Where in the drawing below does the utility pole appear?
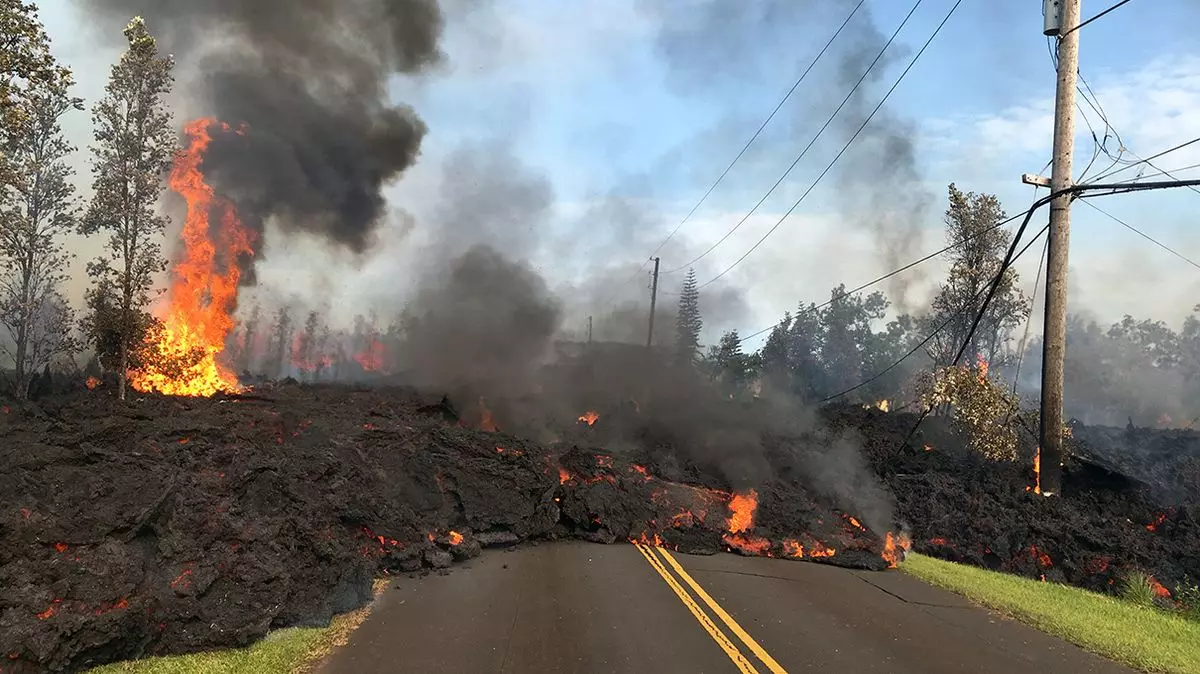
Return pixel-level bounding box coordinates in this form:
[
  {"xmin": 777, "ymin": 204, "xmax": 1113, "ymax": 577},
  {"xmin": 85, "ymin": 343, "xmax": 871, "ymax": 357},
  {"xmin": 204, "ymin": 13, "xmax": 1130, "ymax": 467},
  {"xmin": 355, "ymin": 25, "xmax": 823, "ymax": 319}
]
[
  {"xmin": 646, "ymin": 257, "xmax": 660, "ymax": 349},
  {"xmin": 587, "ymin": 315, "xmax": 593, "ymax": 344},
  {"xmin": 1037, "ymin": 0, "xmax": 1081, "ymax": 497}
]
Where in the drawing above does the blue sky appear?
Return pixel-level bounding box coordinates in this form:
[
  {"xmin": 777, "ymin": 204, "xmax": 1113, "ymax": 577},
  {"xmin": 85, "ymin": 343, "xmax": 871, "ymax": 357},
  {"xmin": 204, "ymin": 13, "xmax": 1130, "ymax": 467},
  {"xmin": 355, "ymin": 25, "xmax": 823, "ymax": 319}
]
[{"xmin": 40, "ymin": 0, "xmax": 1200, "ymax": 345}]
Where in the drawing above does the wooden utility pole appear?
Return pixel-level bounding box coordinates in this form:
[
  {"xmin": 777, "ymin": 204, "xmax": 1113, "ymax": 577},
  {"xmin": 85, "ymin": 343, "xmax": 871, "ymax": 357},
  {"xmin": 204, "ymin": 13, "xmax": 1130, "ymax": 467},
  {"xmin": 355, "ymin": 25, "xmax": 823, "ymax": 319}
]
[
  {"xmin": 1037, "ymin": 0, "xmax": 1081, "ymax": 497},
  {"xmin": 587, "ymin": 315, "xmax": 593, "ymax": 344},
  {"xmin": 646, "ymin": 257, "xmax": 660, "ymax": 348}
]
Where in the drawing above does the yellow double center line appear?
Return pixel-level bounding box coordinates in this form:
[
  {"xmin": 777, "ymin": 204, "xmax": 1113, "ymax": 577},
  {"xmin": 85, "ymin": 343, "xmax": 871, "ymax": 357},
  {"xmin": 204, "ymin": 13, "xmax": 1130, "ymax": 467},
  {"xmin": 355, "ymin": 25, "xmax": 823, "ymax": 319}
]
[{"xmin": 632, "ymin": 541, "xmax": 788, "ymax": 674}]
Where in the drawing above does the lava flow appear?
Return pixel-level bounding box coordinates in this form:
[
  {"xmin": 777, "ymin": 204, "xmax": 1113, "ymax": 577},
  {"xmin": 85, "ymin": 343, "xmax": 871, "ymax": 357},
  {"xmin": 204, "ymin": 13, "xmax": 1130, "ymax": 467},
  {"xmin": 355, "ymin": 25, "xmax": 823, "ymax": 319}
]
[
  {"xmin": 130, "ymin": 118, "xmax": 254, "ymax": 397},
  {"xmin": 723, "ymin": 489, "xmax": 771, "ymax": 555}
]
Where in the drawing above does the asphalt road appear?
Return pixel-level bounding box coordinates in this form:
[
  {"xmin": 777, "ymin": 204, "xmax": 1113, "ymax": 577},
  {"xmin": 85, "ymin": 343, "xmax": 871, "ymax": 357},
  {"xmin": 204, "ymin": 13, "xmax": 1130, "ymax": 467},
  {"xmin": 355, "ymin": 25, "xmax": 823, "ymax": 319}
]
[{"xmin": 318, "ymin": 541, "xmax": 1133, "ymax": 674}]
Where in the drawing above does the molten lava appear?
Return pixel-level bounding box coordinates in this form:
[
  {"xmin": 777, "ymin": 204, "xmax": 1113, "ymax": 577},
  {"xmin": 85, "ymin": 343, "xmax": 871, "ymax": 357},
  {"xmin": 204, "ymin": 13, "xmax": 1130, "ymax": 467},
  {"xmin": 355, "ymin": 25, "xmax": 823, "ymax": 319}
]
[
  {"xmin": 448, "ymin": 531, "xmax": 464, "ymax": 546},
  {"xmin": 725, "ymin": 489, "xmax": 758, "ymax": 533},
  {"xmin": 478, "ymin": 398, "xmax": 498, "ymax": 432},
  {"xmin": 85, "ymin": 376, "xmax": 100, "ymax": 390},
  {"xmin": 130, "ymin": 118, "xmax": 254, "ymax": 397},
  {"xmin": 578, "ymin": 410, "xmax": 599, "ymax": 426},
  {"xmin": 882, "ymin": 531, "xmax": 911, "ymax": 568}
]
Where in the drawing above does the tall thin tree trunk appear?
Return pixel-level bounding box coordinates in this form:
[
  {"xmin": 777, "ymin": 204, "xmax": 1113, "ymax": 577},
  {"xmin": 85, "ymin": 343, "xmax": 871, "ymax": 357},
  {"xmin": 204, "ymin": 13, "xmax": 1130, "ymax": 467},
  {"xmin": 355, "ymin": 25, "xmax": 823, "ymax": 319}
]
[{"xmin": 118, "ymin": 344, "xmax": 128, "ymax": 401}]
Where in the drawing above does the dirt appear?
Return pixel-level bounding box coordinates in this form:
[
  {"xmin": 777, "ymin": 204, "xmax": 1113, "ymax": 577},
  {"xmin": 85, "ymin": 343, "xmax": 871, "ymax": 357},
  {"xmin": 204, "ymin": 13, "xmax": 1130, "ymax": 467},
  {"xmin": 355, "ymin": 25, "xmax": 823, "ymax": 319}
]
[{"xmin": 0, "ymin": 384, "xmax": 892, "ymax": 673}]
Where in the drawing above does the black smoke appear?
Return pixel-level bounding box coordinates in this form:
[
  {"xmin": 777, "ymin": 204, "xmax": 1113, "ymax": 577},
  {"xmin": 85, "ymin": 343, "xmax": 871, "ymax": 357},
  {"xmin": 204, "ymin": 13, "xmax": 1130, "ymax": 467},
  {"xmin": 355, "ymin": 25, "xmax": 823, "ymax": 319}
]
[{"xmin": 76, "ymin": 0, "xmax": 444, "ymax": 262}]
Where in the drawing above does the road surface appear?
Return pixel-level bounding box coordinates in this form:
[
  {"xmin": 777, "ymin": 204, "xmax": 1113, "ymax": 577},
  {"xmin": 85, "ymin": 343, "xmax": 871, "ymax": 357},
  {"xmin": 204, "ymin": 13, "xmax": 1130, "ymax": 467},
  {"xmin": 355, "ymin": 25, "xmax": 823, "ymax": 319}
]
[{"xmin": 319, "ymin": 541, "xmax": 1132, "ymax": 674}]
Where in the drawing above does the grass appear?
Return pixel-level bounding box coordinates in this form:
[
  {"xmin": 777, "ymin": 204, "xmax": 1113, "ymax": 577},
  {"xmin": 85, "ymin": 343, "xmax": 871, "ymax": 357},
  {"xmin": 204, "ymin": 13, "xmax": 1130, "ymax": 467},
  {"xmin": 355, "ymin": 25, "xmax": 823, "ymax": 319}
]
[
  {"xmin": 902, "ymin": 553, "xmax": 1200, "ymax": 674},
  {"xmin": 86, "ymin": 580, "xmax": 387, "ymax": 674}
]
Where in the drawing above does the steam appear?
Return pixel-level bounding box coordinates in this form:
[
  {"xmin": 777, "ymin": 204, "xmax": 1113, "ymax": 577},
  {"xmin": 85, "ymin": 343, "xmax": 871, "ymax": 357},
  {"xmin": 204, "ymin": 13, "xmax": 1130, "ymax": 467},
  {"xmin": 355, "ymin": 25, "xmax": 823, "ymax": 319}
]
[{"xmin": 75, "ymin": 0, "xmax": 444, "ymax": 265}]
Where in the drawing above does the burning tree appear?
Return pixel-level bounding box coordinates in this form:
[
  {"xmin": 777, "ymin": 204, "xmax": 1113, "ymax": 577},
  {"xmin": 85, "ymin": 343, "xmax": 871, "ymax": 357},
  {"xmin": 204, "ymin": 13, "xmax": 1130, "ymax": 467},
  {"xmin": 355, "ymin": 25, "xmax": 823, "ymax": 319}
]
[
  {"xmin": 917, "ymin": 356, "xmax": 1026, "ymax": 462},
  {"xmin": 0, "ymin": 37, "xmax": 81, "ymax": 398},
  {"xmin": 79, "ymin": 17, "xmax": 177, "ymax": 400}
]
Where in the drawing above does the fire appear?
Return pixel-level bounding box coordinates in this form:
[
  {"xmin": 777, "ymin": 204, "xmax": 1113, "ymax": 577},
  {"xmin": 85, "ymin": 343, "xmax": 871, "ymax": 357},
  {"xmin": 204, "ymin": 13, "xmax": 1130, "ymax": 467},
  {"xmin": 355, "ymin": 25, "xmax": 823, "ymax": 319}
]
[
  {"xmin": 782, "ymin": 540, "xmax": 804, "ymax": 558},
  {"xmin": 976, "ymin": 354, "xmax": 989, "ymax": 381},
  {"xmin": 478, "ymin": 398, "xmax": 498, "ymax": 432},
  {"xmin": 448, "ymin": 531, "xmax": 464, "ymax": 546},
  {"xmin": 130, "ymin": 118, "xmax": 253, "ymax": 397},
  {"xmin": 629, "ymin": 464, "xmax": 651, "ymax": 481},
  {"xmin": 929, "ymin": 537, "xmax": 950, "ymax": 546},
  {"xmin": 558, "ymin": 467, "xmax": 571, "ymax": 484},
  {"xmin": 844, "ymin": 515, "xmax": 866, "ymax": 532},
  {"xmin": 876, "ymin": 400, "xmax": 890, "ymax": 412},
  {"xmin": 726, "ymin": 489, "xmax": 758, "ymax": 533},
  {"xmin": 1147, "ymin": 576, "xmax": 1171, "ymax": 599},
  {"xmin": 85, "ymin": 376, "xmax": 100, "ymax": 390},
  {"xmin": 882, "ymin": 531, "xmax": 911, "ymax": 568},
  {"xmin": 724, "ymin": 532, "xmax": 771, "ymax": 555},
  {"xmin": 1026, "ymin": 446, "xmax": 1042, "ymax": 494},
  {"xmin": 1146, "ymin": 512, "xmax": 1168, "ymax": 532},
  {"xmin": 353, "ymin": 338, "xmax": 385, "ymax": 372},
  {"xmin": 578, "ymin": 410, "xmax": 599, "ymax": 426},
  {"xmin": 1028, "ymin": 545, "xmax": 1052, "ymax": 568},
  {"xmin": 809, "ymin": 543, "xmax": 837, "ymax": 558}
]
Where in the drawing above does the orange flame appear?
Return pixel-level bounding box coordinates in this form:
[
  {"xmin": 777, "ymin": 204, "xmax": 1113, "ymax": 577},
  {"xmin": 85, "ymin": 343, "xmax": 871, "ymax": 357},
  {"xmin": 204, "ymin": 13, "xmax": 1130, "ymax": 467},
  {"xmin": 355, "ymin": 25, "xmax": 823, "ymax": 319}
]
[
  {"xmin": 1029, "ymin": 446, "xmax": 1042, "ymax": 494},
  {"xmin": 353, "ymin": 338, "xmax": 385, "ymax": 372},
  {"xmin": 976, "ymin": 353, "xmax": 989, "ymax": 381},
  {"xmin": 726, "ymin": 489, "xmax": 758, "ymax": 533},
  {"xmin": 882, "ymin": 531, "xmax": 911, "ymax": 568},
  {"xmin": 578, "ymin": 410, "xmax": 599, "ymax": 426},
  {"xmin": 1147, "ymin": 576, "xmax": 1171, "ymax": 599},
  {"xmin": 478, "ymin": 397, "xmax": 498, "ymax": 432},
  {"xmin": 723, "ymin": 532, "xmax": 771, "ymax": 555},
  {"xmin": 1146, "ymin": 512, "xmax": 1167, "ymax": 532},
  {"xmin": 558, "ymin": 467, "xmax": 571, "ymax": 484},
  {"xmin": 448, "ymin": 531, "xmax": 464, "ymax": 546},
  {"xmin": 85, "ymin": 376, "xmax": 101, "ymax": 390},
  {"xmin": 130, "ymin": 118, "xmax": 253, "ymax": 397}
]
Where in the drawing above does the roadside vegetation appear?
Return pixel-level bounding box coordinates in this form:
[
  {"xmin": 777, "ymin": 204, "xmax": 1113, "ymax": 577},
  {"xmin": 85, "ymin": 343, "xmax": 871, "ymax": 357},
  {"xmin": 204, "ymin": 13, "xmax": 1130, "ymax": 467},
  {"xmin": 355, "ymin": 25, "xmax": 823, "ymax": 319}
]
[
  {"xmin": 903, "ymin": 553, "xmax": 1200, "ymax": 674},
  {"xmin": 86, "ymin": 580, "xmax": 386, "ymax": 674}
]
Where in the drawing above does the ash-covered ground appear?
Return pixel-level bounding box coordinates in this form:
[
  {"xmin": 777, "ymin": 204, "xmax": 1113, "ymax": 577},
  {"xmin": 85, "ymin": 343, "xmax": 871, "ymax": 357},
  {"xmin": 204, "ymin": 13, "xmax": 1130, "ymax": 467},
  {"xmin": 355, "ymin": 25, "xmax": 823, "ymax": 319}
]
[{"xmin": 1, "ymin": 381, "xmax": 1197, "ymax": 673}]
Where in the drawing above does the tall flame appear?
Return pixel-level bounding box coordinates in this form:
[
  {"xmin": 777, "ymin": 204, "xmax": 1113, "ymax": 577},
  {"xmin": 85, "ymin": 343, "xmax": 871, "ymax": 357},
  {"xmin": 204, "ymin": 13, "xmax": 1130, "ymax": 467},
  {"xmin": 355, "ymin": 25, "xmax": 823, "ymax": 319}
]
[{"xmin": 130, "ymin": 118, "xmax": 254, "ymax": 397}]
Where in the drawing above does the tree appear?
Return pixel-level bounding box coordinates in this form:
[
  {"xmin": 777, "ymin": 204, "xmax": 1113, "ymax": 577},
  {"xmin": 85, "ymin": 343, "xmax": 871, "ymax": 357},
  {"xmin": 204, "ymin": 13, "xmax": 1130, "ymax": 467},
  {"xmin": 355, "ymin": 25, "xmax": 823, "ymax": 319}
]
[
  {"xmin": 675, "ymin": 267, "xmax": 702, "ymax": 365},
  {"xmin": 820, "ymin": 285, "xmax": 889, "ymax": 397},
  {"xmin": 78, "ymin": 17, "xmax": 177, "ymax": 400},
  {"xmin": 707, "ymin": 329, "xmax": 755, "ymax": 397},
  {"xmin": 237, "ymin": 303, "xmax": 261, "ymax": 373},
  {"xmin": 925, "ymin": 184, "xmax": 1030, "ymax": 368},
  {"xmin": 0, "ymin": 1, "xmax": 63, "ymax": 190},
  {"xmin": 0, "ymin": 42, "xmax": 82, "ymax": 397},
  {"xmin": 271, "ymin": 306, "xmax": 292, "ymax": 378}
]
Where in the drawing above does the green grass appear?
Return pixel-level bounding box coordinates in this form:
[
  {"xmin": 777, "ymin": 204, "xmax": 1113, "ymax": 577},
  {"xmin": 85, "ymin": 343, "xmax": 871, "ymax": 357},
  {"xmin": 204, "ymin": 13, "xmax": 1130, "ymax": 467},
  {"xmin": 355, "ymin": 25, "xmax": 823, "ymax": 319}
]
[
  {"xmin": 902, "ymin": 553, "xmax": 1200, "ymax": 674},
  {"xmin": 86, "ymin": 580, "xmax": 386, "ymax": 674},
  {"xmin": 86, "ymin": 627, "xmax": 331, "ymax": 674}
]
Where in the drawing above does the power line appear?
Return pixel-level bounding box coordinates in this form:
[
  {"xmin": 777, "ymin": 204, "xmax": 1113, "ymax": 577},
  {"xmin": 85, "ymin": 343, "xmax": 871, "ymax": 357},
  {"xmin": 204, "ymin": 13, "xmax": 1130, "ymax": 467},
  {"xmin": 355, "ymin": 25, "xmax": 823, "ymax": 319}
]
[
  {"xmin": 1011, "ymin": 234, "xmax": 1049, "ymax": 397},
  {"xmin": 639, "ymin": 1, "xmax": 867, "ymax": 270},
  {"xmin": 1092, "ymin": 136, "xmax": 1200, "ymax": 182},
  {"xmin": 661, "ymin": 0, "xmax": 927, "ymax": 276},
  {"xmin": 696, "ymin": 0, "xmax": 966, "ymax": 290},
  {"xmin": 736, "ymin": 209, "xmax": 1030, "ymax": 346},
  {"xmin": 1081, "ymin": 199, "xmax": 1200, "ymax": 272},
  {"xmin": 1062, "ymin": 0, "xmax": 1136, "ymax": 36},
  {"xmin": 821, "ymin": 223, "xmax": 1050, "ymax": 403}
]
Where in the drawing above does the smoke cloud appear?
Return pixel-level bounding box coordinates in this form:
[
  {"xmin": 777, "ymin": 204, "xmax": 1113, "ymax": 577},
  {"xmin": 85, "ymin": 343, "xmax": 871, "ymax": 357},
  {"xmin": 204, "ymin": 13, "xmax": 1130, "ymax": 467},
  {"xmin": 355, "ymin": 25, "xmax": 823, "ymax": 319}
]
[{"xmin": 75, "ymin": 0, "xmax": 444, "ymax": 263}]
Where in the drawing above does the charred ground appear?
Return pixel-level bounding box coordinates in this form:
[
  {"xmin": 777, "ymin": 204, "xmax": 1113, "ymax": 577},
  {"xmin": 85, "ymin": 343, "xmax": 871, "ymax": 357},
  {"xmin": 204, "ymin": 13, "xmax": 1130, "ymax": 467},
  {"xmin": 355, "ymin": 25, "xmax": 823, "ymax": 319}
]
[{"xmin": 0, "ymin": 382, "xmax": 1197, "ymax": 672}]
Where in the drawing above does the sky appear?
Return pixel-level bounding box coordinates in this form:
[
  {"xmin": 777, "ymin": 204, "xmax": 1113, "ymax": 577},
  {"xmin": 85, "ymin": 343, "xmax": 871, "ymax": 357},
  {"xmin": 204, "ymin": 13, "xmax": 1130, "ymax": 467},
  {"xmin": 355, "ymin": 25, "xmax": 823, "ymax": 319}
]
[{"xmin": 38, "ymin": 0, "xmax": 1200, "ymax": 349}]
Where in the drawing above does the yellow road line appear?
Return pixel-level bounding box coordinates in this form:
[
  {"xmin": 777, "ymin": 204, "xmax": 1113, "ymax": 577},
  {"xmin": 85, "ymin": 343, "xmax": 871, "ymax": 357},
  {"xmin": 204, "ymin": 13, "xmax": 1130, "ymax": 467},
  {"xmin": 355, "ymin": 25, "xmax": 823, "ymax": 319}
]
[
  {"xmin": 632, "ymin": 542, "xmax": 761, "ymax": 674},
  {"xmin": 655, "ymin": 547, "xmax": 789, "ymax": 674}
]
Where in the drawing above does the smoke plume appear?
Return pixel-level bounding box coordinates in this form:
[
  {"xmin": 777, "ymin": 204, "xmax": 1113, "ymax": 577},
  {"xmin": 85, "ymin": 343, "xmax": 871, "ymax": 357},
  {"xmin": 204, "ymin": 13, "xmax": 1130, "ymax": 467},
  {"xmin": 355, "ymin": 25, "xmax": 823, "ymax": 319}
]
[{"xmin": 76, "ymin": 0, "xmax": 444, "ymax": 265}]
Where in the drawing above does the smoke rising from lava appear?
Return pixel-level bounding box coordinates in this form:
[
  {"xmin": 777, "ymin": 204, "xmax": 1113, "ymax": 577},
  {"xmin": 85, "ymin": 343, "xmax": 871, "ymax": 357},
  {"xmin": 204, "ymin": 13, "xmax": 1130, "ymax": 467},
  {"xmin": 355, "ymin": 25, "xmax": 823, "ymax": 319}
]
[{"xmin": 76, "ymin": 0, "xmax": 443, "ymax": 268}]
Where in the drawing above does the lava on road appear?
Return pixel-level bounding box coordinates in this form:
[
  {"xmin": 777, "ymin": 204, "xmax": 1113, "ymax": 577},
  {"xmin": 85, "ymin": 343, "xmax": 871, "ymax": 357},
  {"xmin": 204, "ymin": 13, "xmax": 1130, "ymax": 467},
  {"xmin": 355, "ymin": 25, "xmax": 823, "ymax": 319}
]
[{"xmin": 1, "ymin": 384, "xmax": 1196, "ymax": 672}]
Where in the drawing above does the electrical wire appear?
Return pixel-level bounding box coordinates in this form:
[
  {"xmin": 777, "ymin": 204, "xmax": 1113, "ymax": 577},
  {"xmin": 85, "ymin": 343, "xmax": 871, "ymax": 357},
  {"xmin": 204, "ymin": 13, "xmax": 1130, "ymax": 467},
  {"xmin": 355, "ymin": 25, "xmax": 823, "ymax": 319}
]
[
  {"xmin": 821, "ymin": 223, "xmax": 1050, "ymax": 403},
  {"xmin": 695, "ymin": 0, "xmax": 965, "ymax": 290},
  {"xmin": 661, "ymin": 0, "xmax": 927, "ymax": 276},
  {"xmin": 735, "ymin": 209, "xmax": 1030, "ymax": 346},
  {"xmin": 596, "ymin": 1, "xmax": 869, "ymax": 302},
  {"xmin": 1011, "ymin": 234, "xmax": 1048, "ymax": 398},
  {"xmin": 1081, "ymin": 199, "xmax": 1200, "ymax": 271},
  {"xmin": 1092, "ymin": 136, "xmax": 1200, "ymax": 183},
  {"xmin": 1061, "ymin": 0, "xmax": 1136, "ymax": 36},
  {"xmin": 643, "ymin": 1, "xmax": 867, "ymax": 270}
]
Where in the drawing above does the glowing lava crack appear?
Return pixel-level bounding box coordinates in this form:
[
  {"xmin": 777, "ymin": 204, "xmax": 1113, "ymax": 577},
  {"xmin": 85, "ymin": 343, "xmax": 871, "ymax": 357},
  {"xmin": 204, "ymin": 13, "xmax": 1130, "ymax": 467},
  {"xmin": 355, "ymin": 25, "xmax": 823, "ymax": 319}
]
[{"xmin": 130, "ymin": 118, "xmax": 254, "ymax": 397}]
